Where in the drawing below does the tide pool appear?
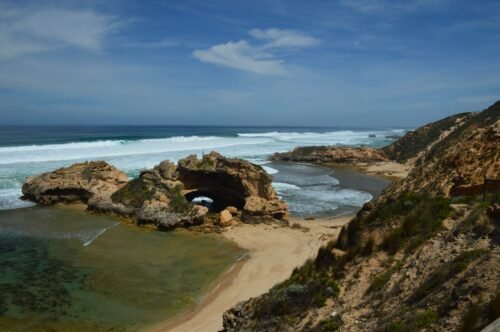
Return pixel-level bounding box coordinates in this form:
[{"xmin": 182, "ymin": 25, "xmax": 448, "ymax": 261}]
[{"xmin": 0, "ymin": 206, "xmax": 243, "ymax": 331}]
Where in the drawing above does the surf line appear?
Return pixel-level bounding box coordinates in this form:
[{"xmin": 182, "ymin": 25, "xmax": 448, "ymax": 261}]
[{"xmin": 83, "ymin": 222, "xmax": 120, "ymax": 247}]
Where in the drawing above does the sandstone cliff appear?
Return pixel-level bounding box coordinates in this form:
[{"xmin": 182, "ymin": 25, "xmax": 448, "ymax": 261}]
[
  {"xmin": 385, "ymin": 101, "xmax": 500, "ymax": 197},
  {"xmin": 381, "ymin": 112, "xmax": 475, "ymax": 163},
  {"xmin": 222, "ymin": 101, "xmax": 500, "ymax": 332}
]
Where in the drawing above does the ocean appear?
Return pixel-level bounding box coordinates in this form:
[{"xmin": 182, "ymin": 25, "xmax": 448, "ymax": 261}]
[
  {"xmin": 0, "ymin": 126, "xmax": 403, "ymax": 213},
  {"xmin": 0, "ymin": 126, "xmax": 401, "ymax": 330}
]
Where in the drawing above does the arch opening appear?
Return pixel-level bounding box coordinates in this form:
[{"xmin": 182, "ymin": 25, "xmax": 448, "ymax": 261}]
[{"xmin": 184, "ymin": 189, "xmax": 245, "ymax": 213}]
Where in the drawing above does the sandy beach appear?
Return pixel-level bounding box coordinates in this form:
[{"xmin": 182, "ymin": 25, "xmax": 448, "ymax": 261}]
[{"xmin": 152, "ymin": 215, "xmax": 352, "ymax": 332}]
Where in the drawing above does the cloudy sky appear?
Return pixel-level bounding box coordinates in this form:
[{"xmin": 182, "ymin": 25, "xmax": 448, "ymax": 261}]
[{"xmin": 0, "ymin": 0, "xmax": 499, "ymax": 126}]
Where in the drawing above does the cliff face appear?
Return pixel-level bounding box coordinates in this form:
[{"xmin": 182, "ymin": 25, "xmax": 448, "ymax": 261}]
[
  {"xmin": 385, "ymin": 101, "xmax": 500, "ymax": 197},
  {"xmin": 381, "ymin": 112, "xmax": 475, "ymax": 163},
  {"xmin": 222, "ymin": 101, "xmax": 500, "ymax": 332}
]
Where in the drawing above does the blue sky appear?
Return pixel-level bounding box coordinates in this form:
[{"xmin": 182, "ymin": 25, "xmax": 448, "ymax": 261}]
[{"xmin": 0, "ymin": 0, "xmax": 499, "ymax": 126}]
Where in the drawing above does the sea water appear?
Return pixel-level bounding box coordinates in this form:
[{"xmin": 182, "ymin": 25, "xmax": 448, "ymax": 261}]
[
  {"xmin": 0, "ymin": 206, "xmax": 243, "ymax": 331},
  {"xmin": 0, "ymin": 126, "xmax": 404, "ymax": 213}
]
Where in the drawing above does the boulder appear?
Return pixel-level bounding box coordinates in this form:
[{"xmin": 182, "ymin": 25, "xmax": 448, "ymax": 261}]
[
  {"xmin": 219, "ymin": 209, "xmax": 233, "ymax": 226},
  {"xmin": 22, "ymin": 161, "xmax": 128, "ymax": 205},
  {"xmin": 226, "ymin": 206, "xmax": 239, "ymax": 215},
  {"xmin": 242, "ymin": 196, "xmax": 288, "ymax": 223}
]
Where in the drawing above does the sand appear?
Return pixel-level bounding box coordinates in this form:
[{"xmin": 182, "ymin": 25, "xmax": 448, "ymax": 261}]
[
  {"xmin": 153, "ymin": 215, "xmax": 352, "ymax": 332},
  {"xmin": 356, "ymin": 161, "xmax": 411, "ymax": 180}
]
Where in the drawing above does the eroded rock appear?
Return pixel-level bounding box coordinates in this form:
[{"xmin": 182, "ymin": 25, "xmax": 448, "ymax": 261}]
[
  {"xmin": 272, "ymin": 146, "xmax": 387, "ymax": 164},
  {"xmin": 22, "ymin": 161, "xmax": 128, "ymax": 205},
  {"xmin": 22, "ymin": 152, "xmax": 288, "ymax": 230}
]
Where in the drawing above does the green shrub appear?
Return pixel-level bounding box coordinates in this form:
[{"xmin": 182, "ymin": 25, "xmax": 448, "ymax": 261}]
[
  {"xmin": 458, "ymin": 289, "xmax": 500, "ymax": 332},
  {"xmin": 111, "ymin": 178, "xmax": 154, "ymax": 208},
  {"xmin": 461, "ymin": 304, "xmax": 481, "ymax": 332},
  {"xmin": 368, "ymin": 269, "xmax": 394, "ymax": 294},
  {"xmin": 381, "ymin": 195, "xmax": 451, "ymax": 255},
  {"xmin": 315, "ymin": 245, "xmax": 337, "ymax": 271},
  {"xmin": 168, "ymin": 185, "xmax": 192, "ymax": 213},
  {"xmin": 362, "ymin": 235, "xmax": 376, "ymax": 255},
  {"xmin": 409, "ymin": 249, "xmax": 490, "ymax": 304},
  {"xmin": 383, "ymin": 310, "xmax": 437, "ymax": 332},
  {"xmin": 314, "ymin": 315, "xmax": 342, "ymax": 331}
]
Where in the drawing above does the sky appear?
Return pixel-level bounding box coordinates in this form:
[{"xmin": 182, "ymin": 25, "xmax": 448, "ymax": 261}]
[{"xmin": 0, "ymin": 0, "xmax": 499, "ymax": 127}]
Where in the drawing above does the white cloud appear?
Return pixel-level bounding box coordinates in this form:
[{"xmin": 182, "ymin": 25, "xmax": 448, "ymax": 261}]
[
  {"xmin": 0, "ymin": 8, "xmax": 122, "ymax": 59},
  {"xmin": 249, "ymin": 28, "xmax": 320, "ymax": 48},
  {"xmin": 121, "ymin": 38, "xmax": 181, "ymax": 49},
  {"xmin": 193, "ymin": 40, "xmax": 284, "ymax": 75},
  {"xmin": 339, "ymin": 0, "xmax": 447, "ymax": 15},
  {"xmin": 192, "ymin": 28, "xmax": 318, "ymax": 75}
]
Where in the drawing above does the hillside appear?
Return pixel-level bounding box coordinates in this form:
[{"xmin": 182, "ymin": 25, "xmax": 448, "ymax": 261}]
[
  {"xmin": 222, "ymin": 102, "xmax": 500, "ymax": 332},
  {"xmin": 381, "ymin": 112, "xmax": 475, "ymax": 163}
]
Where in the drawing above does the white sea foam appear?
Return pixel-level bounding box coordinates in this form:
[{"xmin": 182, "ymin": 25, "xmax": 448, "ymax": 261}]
[
  {"xmin": 272, "ymin": 182, "xmax": 301, "ymax": 191},
  {"xmin": 237, "ymin": 130, "xmax": 387, "ymax": 145},
  {"xmin": 0, "ymin": 135, "xmax": 269, "ymax": 164},
  {"xmin": 83, "ymin": 223, "xmax": 119, "ymax": 247},
  {"xmin": 0, "ymin": 188, "xmax": 35, "ymax": 210},
  {"xmin": 330, "ymin": 189, "xmax": 373, "ymax": 207},
  {"xmin": 262, "ymin": 165, "xmax": 278, "ymax": 174}
]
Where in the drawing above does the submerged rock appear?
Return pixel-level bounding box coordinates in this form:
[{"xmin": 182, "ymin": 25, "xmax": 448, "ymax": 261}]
[{"xmin": 22, "ymin": 152, "xmax": 288, "ymax": 230}]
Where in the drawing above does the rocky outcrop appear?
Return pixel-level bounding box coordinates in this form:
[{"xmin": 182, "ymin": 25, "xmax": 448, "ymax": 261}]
[
  {"xmin": 272, "ymin": 146, "xmax": 388, "ymax": 164},
  {"xmin": 22, "ymin": 152, "xmax": 288, "ymax": 230},
  {"xmin": 22, "ymin": 161, "xmax": 128, "ymax": 205},
  {"xmin": 175, "ymin": 152, "xmax": 288, "ymax": 223}
]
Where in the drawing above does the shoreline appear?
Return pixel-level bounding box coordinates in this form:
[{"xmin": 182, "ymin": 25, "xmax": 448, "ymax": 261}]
[{"xmin": 151, "ymin": 214, "xmax": 353, "ymax": 332}]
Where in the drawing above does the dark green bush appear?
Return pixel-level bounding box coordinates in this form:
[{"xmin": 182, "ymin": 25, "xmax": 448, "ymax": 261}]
[
  {"xmin": 111, "ymin": 178, "xmax": 154, "ymax": 208},
  {"xmin": 382, "ymin": 310, "xmax": 437, "ymax": 332},
  {"xmin": 168, "ymin": 185, "xmax": 193, "ymax": 213},
  {"xmin": 381, "ymin": 195, "xmax": 451, "ymax": 254},
  {"xmin": 368, "ymin": 269, "xmax": 394, "ymax": 294}
]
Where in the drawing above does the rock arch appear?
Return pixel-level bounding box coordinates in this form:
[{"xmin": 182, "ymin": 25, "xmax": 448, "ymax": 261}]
[{"xmin": 22, "ymin": 152, "xmax": 288, "ymax": 230}]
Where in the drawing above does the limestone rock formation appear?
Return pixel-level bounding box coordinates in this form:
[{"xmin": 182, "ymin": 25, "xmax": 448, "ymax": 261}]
[
  {"xmin": 176, "ymin": 152, "xmax": 288, "ymax": 223},
  {"xmin": 22, "ymin": 161, "xmax": 128, "ymax": 205},
  {"xmin": 23, "ymin": 152, "xmax": 288, "ymax": 229},
  {"xmin": 272, "ymin": 146, "xmax": 388, "ymax": 164}
]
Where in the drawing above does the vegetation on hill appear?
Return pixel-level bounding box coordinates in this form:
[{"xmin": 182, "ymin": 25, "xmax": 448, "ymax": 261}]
[{"xmin": 222, "ymin": 101, "xmax": 500, "ymax": 332}]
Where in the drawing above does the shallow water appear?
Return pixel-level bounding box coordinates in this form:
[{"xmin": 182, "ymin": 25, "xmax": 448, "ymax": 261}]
[
  {"xmin": 270, "ymin": 162, "xmax": 391, "ymax": 217},
  {"xmin": 0, "ymin": 206, "xmax": 243, "ymax": 331}
]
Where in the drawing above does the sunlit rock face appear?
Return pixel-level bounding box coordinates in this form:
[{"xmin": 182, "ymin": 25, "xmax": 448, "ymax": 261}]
[{"xmin": 22, "ymin": 152, "xmax": 288, "ymax": 230}]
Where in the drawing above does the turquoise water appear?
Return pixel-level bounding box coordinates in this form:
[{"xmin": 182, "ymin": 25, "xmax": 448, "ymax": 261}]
[{"xmin": 0, "ymin": 206, "xmax": 243, "ymax": 331}]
